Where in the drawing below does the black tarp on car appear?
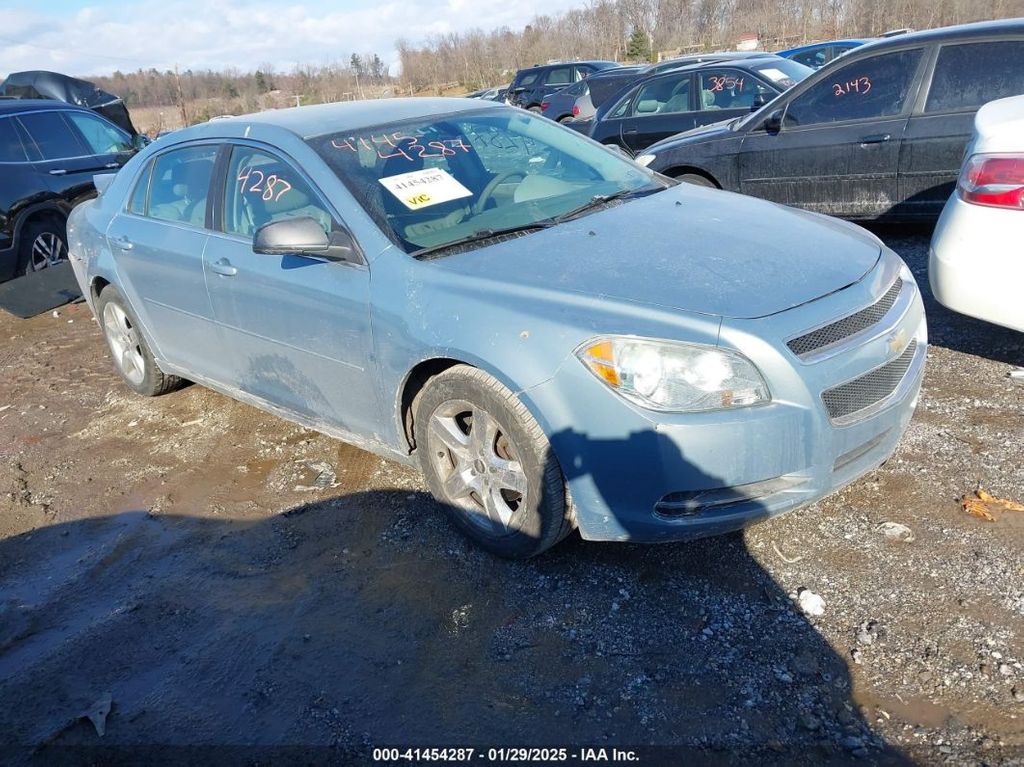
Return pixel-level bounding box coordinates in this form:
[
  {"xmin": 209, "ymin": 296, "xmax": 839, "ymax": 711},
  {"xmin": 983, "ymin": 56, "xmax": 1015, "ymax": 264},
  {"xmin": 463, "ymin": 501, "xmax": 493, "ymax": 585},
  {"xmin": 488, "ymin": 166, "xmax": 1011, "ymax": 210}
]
[{"xmin": 0, "ymin": 70, "xmax": 139, "ymax": 136}]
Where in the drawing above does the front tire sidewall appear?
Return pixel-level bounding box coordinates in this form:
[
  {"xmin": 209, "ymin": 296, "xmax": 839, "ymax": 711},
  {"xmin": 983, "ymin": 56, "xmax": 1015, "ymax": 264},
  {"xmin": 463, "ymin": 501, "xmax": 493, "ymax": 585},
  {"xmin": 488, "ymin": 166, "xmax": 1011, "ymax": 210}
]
[
  {"xmin": 414, "ymin": 368, "xmax": 568, "ymax": 559},
  {"xmin": 96, "ymin": 287, "xmax": 165, "ymax": 396}
]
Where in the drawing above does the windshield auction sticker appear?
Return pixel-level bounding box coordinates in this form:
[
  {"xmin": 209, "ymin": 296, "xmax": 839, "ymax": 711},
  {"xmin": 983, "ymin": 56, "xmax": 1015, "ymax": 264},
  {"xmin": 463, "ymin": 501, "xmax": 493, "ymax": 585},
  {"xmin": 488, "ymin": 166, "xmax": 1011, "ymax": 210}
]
[{"xmin": 379, "ymin": 168, "xmax": 473, "ymax": 210}]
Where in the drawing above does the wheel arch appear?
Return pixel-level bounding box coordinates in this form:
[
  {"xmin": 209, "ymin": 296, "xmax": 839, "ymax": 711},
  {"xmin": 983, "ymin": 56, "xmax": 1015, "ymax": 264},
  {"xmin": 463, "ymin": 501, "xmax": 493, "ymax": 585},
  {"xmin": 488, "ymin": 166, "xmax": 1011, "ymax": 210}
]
[
  {"xmin": 396, "ymin": 354, "xmax": 548, "ymax": 455},
  {"xmin": 661, "ymin": 165, "xmax": 721, "ymax": 187},
  {"xmin": 12, "ymin": 202, "xmax": 68, "ymax": 249}
]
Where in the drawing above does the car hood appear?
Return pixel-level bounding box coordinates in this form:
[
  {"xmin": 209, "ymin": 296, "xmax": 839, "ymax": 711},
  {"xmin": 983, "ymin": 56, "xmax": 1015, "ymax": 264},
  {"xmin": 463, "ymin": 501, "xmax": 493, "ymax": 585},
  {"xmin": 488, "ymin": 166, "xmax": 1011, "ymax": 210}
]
[
  {"xmin": 433, "ymin": 184, "xmax": 881, "ymax": 320},
  {"xmin": 645, "ymin": 118, "xmax": 737, "ymax": 154}
]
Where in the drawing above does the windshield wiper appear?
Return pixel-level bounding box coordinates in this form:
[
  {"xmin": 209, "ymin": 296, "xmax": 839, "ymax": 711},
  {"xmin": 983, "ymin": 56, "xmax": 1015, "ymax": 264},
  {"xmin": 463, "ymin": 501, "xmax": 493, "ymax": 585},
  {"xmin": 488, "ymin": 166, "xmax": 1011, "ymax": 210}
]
[
  {"xmin": 552, "ymin": 184, "xmax": 665, "ymax": 223},
  {"xmin": 411, "ymin": 221, "xmax": 554, "ymax": 259}
]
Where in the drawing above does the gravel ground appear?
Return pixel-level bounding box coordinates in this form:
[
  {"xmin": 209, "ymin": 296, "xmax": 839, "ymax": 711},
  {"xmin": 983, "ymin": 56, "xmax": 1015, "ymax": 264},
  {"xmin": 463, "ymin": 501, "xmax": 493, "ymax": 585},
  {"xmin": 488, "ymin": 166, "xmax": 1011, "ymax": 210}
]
[{"xmin": 0, "ymin": 227, "xmax": 1021, "ymax": 764}]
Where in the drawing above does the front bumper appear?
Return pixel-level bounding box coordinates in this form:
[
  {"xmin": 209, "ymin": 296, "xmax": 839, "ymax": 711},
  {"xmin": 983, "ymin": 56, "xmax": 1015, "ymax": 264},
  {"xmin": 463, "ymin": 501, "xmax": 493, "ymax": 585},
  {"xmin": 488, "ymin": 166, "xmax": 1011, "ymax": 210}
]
[{"xmin": 522, "ymin": 255, "xmax": 927, "ymax": 542}]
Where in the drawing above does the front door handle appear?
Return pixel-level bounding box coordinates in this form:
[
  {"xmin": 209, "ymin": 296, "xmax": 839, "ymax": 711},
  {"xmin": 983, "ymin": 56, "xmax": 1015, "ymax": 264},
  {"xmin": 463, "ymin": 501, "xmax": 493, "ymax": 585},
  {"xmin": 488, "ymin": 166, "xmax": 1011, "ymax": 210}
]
[
  {"xmin": 860, "ymin": 133, "xmax": 891, "ymax": 145},
  {"xmin": 49, "ymin": 169, "xmax": 67, "ymax": 176},
  {"xmin": 112, "ymin": 235, "xmax": 133, "ymax": 251},
  {"xmin": 104, "ymin": 162, "xmax": 120, "ymax": 169},
  {"xmin": 624, "ymin": 128, "xmax": 638, "ymax": 135},
  {"xmin": 209, "ymin": 257, "xmax": 237, "ymax": 276}
]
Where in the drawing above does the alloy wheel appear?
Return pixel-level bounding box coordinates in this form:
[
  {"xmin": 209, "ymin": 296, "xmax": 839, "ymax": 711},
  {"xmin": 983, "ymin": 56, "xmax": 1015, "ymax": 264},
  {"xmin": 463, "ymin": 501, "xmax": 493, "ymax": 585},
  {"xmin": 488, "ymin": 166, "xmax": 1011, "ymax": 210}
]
[
  {"xmin": 102, "ymin": 303, "xmax": 147, "ymax": 385},
  {"xmin": 29, "ymin": 232, "xmax": 68, "ymax": 272},
  {"xmin": 427, "ymin": 400, "xmax": 528, "ymax": 536}
]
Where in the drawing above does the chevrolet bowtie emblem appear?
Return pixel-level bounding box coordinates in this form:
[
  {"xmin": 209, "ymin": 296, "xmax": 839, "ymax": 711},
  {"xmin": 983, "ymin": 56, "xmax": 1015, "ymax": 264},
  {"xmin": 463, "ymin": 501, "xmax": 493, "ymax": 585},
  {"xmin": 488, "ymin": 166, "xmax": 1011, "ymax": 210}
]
[{"xmin": 887, "ymin": 328, "xmax": 908, "ymax": 356}]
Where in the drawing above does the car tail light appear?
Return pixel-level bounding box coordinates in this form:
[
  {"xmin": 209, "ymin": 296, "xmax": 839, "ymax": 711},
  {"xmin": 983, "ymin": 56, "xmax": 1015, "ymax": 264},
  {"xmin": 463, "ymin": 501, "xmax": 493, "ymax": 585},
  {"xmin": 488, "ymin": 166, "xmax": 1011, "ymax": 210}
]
[
  {"xmin": 541, "ymin": 101, "xmax": 549, "ymax": 111},
  {"xmin": 572, "ymin": 104, "xmax": 580, "ymax": 117},
  {"xmin": 958, "ymin": 154, "xmax": 1024, "ymax": 209}
]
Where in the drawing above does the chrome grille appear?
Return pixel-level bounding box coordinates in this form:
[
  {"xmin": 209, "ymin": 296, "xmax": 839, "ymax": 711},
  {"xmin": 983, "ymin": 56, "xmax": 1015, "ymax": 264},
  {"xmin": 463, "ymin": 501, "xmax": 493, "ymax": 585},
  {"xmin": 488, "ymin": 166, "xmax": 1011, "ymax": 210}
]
[
  {"xmin": 788, "ymin": 277, "xmax": 903, "ymax": 358},
  {"xmin": 822, "ymin": 340, "xmax": 917, "ymax": 422}
]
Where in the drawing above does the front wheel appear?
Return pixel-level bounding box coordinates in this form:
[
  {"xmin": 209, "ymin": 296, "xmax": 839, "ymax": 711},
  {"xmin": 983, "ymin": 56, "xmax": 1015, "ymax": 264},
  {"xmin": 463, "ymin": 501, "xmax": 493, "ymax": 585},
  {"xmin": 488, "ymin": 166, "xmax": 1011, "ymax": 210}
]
[
  {"xmin": 414, "ymin": 365, "xmax": 574, "ymax": 558},
  {"xmin": 528, "ymin": 106, "xmax": 543, "ymax": 113},
  {"xmin": 96, "ymin": 285, "xmax": 181, "ymax": 396}
]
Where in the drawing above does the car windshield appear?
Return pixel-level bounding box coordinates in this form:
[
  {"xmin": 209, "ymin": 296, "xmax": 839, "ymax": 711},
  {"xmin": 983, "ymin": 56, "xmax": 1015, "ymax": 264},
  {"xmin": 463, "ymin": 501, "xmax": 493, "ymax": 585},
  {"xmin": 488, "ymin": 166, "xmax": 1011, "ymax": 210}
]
[
  {"xmin": 308, "ymin": 107, "xmax": 666, "ymax": 256},
  {"xmin": 736, "ymin": 59, "xmax": 816, "ymax": 130},
  {"xmin": 750, "ymin": 58, "xmax": 814, "ymax": 89}
]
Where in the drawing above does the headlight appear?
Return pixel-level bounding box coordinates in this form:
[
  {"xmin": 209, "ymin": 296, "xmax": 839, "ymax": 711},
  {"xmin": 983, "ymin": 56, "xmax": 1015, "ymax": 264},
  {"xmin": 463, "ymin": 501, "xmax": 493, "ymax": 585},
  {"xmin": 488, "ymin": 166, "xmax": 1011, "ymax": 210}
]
[
  {"xmin": 576, "ymin": 337, "xmax": 769, "ymax": 412},
  {"xmin": 635, "ymin": 153, "xmax": 656, "ymax": 167}
]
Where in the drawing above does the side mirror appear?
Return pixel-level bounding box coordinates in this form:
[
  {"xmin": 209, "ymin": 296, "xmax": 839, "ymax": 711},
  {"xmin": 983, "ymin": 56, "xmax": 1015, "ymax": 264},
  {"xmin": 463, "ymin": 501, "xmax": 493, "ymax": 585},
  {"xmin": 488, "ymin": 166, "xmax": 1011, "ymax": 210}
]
[
  {"xmin": 750, "ymin": 94, "xmax": 767, "ymax": 112},
  {"xmin": 253, "ymin": 217, "xmax": 362, "ymax": 264},
  {"xmin": 763, "ymin": 109, "xmax": 784, "ymax": 133},
  {"xmin": 132, "ymin": 133, "xmax": 150, "ymax": 150}
]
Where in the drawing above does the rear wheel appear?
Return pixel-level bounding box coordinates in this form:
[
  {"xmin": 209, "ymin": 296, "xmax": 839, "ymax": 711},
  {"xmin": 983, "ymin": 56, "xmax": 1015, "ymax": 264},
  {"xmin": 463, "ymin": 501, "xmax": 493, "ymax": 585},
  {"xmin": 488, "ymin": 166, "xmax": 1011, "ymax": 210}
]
[
  {"xmin": 414, "ymin": 365, "xmax": 574, "ymax": 558},
  {"xmin": 528, "ymin": 105, "xmax": 543, "ymax": 113},
  {"xmin": 17, "ymin": 217, "xmax": 68, "ymax": 275},
  {"xmin": 96, "ymin": 285, "xmax": 181, "ymax": 396}
]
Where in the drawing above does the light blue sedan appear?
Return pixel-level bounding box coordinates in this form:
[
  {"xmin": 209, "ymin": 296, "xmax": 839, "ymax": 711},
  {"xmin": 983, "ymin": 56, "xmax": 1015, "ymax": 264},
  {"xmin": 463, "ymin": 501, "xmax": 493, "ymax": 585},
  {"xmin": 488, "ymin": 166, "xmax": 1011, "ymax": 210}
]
[{"xmin": 67, "ymin": 98, "xmax": 927, "ymax": 558}]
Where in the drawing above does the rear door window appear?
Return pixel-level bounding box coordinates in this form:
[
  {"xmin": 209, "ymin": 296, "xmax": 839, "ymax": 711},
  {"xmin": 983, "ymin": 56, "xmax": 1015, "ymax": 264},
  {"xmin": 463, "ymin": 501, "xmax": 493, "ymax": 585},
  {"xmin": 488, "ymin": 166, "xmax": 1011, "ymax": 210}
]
[
  {"xmin": 128, "ymin": 160, "xmax": 153, "ymax": 215},
  {"xmin": 17, "ymin": 111, "xmax": 88, "ymax": 160},
  {"xmin": 633, "ymin": 74, "xmax": 690, "ymax": 115},
  {"xmin": 544, "ymin": 67, "xmax": 574, "ymax": 87},
  {"xmin": 0, "ymin": 118, "xmax": 27, "ymax": 162},
  {"xmin": 925, "ymin": 40, "xmax": 1024, "ymax": 113},
  {"xmin": 147, "ymin": 145, "xmax": 218, "ymax": 227},
  {"xmin": 785, "ymin": 49, "xmax": 923, "ymax": 126}
]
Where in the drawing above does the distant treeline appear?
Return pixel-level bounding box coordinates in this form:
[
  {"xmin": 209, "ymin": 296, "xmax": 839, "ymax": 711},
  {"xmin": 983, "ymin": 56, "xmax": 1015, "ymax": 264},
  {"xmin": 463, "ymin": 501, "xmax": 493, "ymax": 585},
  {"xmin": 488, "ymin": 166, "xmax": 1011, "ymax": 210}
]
[
  {"xmin": 397, "ymin": 0, "xmax": 1024, "ymax": 91},
  {"xmin": 90, "ymin": 53, "xmax": 391, "ymax": 110}
]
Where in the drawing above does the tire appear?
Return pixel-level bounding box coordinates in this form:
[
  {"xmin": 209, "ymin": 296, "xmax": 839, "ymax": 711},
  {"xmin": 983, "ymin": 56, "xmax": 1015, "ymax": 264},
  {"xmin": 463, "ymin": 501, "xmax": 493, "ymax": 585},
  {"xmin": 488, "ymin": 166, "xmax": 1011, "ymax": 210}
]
[
  {"xmin": 674, "ymin": 173, "xmax": 717, "ymax": 188},
  {"xmin": 557, "ymin": 115, "xmax": 573, "ymax": 123},
  {"xmin": 413, "ymin": 365, "xmax": 575, "ymax": 558},
  {"xmin": 528, "ymin": 106, "xmax": 543, "ymax": 113},
  {"xmin": 17, "ymin": 217, "xmax": 68, "ymax": 275},
  {"xmin": 96, "ymin": 285, "xmax": 181, "ymax": 396}
]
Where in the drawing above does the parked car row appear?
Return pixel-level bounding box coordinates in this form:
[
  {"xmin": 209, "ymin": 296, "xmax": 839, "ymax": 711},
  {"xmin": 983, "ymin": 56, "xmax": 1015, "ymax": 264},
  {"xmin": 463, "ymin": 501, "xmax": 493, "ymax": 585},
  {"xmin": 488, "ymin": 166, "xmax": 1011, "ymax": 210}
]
[{"xmin": 636, "ymin": 19, "xmax": 1024, "ymax": 221}]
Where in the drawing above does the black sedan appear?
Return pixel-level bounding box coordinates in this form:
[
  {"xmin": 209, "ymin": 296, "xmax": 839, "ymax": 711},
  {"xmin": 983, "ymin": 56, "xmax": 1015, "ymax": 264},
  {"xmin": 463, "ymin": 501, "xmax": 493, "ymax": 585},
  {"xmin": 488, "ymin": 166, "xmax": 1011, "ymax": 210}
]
[
  {"xmin": 637, "ymin": 18, "xmax": 1024, "ymax": 221},
  {"xmin": 586, "ymin": 56, "xmax": 812, "ymax": 153}
]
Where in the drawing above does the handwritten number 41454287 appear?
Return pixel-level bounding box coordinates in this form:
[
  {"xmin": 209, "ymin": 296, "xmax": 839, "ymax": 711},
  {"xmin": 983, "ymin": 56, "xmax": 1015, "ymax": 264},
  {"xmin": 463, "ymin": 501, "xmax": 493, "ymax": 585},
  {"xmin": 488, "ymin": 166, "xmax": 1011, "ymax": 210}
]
[{"xmin": 833, "ymin": 76, "xmax": 872, "ymax": 97}]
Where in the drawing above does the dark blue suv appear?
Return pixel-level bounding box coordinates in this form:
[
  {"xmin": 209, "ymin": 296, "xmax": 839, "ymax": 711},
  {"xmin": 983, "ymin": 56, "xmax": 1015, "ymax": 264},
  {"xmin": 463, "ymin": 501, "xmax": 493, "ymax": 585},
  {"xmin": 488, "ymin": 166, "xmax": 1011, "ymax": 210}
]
[{"xmin": 507, "ymin": 61, "xmax": 618, "ymax": 112}]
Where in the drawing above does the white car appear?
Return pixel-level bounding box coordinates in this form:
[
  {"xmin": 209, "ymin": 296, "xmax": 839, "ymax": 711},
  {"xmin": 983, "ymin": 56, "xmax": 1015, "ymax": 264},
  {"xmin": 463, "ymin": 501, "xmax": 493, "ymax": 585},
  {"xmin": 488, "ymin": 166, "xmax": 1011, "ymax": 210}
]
[{"xmin": 930, "ymin": 95, "xmax": 1024, "ymax": 333}]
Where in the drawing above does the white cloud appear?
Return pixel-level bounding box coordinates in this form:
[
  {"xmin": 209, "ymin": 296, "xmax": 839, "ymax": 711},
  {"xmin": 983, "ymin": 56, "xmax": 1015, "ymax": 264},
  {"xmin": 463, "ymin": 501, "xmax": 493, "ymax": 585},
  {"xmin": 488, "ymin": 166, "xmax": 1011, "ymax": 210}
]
[{"xmin": 0, "ymin": 0, "xmax": 585, "ymax": 77}]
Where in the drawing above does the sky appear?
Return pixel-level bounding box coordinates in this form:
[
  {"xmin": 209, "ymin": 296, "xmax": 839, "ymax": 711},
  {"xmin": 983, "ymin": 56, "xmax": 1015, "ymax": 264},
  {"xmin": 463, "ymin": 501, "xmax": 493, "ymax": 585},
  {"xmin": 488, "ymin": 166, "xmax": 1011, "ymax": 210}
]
[{"xmin": 0, "ymin": 0, "xmax": 586, "ymax": 78}]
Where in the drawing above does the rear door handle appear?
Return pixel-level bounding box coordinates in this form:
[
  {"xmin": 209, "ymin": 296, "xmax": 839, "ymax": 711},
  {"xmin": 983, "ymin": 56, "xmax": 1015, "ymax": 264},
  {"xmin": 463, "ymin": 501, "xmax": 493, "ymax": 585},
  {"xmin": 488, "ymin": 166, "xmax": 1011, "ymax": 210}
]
[
  {"xmin": 112, "ymin": 235, "xmax": 133, "ymax": 251},
  {"xmin": 860, "ymin": 133, "xmax": 891, "ymax": 145},
  {"xmin": 49, "ymin": 169, "xmax": 67, "ymax": 176},
  {"xmin": 104, "ymin": 162, "xmax": 119, "ymax": 169},
  {"xmin": 209, "ymin": 257, "xmax": 237, "ymax": 276}
]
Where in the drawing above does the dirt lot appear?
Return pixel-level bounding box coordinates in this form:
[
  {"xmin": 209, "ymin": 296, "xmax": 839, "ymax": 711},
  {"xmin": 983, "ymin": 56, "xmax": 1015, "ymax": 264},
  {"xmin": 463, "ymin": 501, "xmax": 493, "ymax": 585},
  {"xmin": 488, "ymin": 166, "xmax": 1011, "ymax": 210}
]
[{"xmin": 0, "ymin": 228, "xmax": 1022, "ymax": 764}]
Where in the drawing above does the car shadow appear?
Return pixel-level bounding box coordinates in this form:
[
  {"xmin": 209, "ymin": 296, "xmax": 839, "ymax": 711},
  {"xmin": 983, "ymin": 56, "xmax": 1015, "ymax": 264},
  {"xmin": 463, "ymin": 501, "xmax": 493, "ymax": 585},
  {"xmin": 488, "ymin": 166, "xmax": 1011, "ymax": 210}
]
[
  {"xmin": 866, "ymin": 222, "xmax": 1023, "ymax": 367},
  {"xmin": 0, "ymin": 424, "xmax": 912, "ymax": 763}
]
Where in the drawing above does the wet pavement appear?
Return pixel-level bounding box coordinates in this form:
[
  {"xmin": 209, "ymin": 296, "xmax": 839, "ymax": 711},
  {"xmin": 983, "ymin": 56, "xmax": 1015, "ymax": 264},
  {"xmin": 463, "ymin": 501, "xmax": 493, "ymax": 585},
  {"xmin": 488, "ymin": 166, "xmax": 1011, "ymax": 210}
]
[{"xmin": 0, "ymin": 228, "xmax": 1022, "ymax": 764}]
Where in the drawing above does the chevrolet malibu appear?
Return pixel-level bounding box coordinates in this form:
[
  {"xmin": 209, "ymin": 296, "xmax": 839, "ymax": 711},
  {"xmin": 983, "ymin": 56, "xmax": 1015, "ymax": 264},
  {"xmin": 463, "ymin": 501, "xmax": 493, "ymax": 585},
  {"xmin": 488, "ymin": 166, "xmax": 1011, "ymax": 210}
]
[{"xmin": 67, "ymin": 99, "xmax": 927, "ymax": 558}]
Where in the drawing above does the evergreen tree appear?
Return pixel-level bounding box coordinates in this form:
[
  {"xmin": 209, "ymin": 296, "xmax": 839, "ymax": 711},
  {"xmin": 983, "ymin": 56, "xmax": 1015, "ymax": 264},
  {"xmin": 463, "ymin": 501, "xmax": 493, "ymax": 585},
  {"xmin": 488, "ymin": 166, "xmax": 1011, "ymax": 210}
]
[{"xmin": 626, "ymin": 27, "xmax": 651, "ymax": 63}]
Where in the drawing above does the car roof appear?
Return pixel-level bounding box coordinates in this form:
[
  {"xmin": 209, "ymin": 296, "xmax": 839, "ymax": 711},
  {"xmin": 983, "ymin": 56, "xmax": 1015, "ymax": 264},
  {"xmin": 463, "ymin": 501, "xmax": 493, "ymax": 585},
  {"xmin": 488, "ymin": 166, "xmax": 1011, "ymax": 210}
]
[
  {"xmin": 638, "ymin": 55, "xmax": 793, "ymax": 78},
  {"xmin": 855, "ymin": 17, "xmax": 1024, "ymax": 52},
  {"xmin": 518, "ymin": 60, "xmax": 618, "ymax": 74},
  {"xmin": 0, "ymin": 98, "xmax": 91, "ymax": 115},
  {"xmin": 163, "ymin": 97, "xmax": 500, "ymax": 142},
  {"xmin": 777, "ymin": 39, "xmax": 873, "ymax": 55}
]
